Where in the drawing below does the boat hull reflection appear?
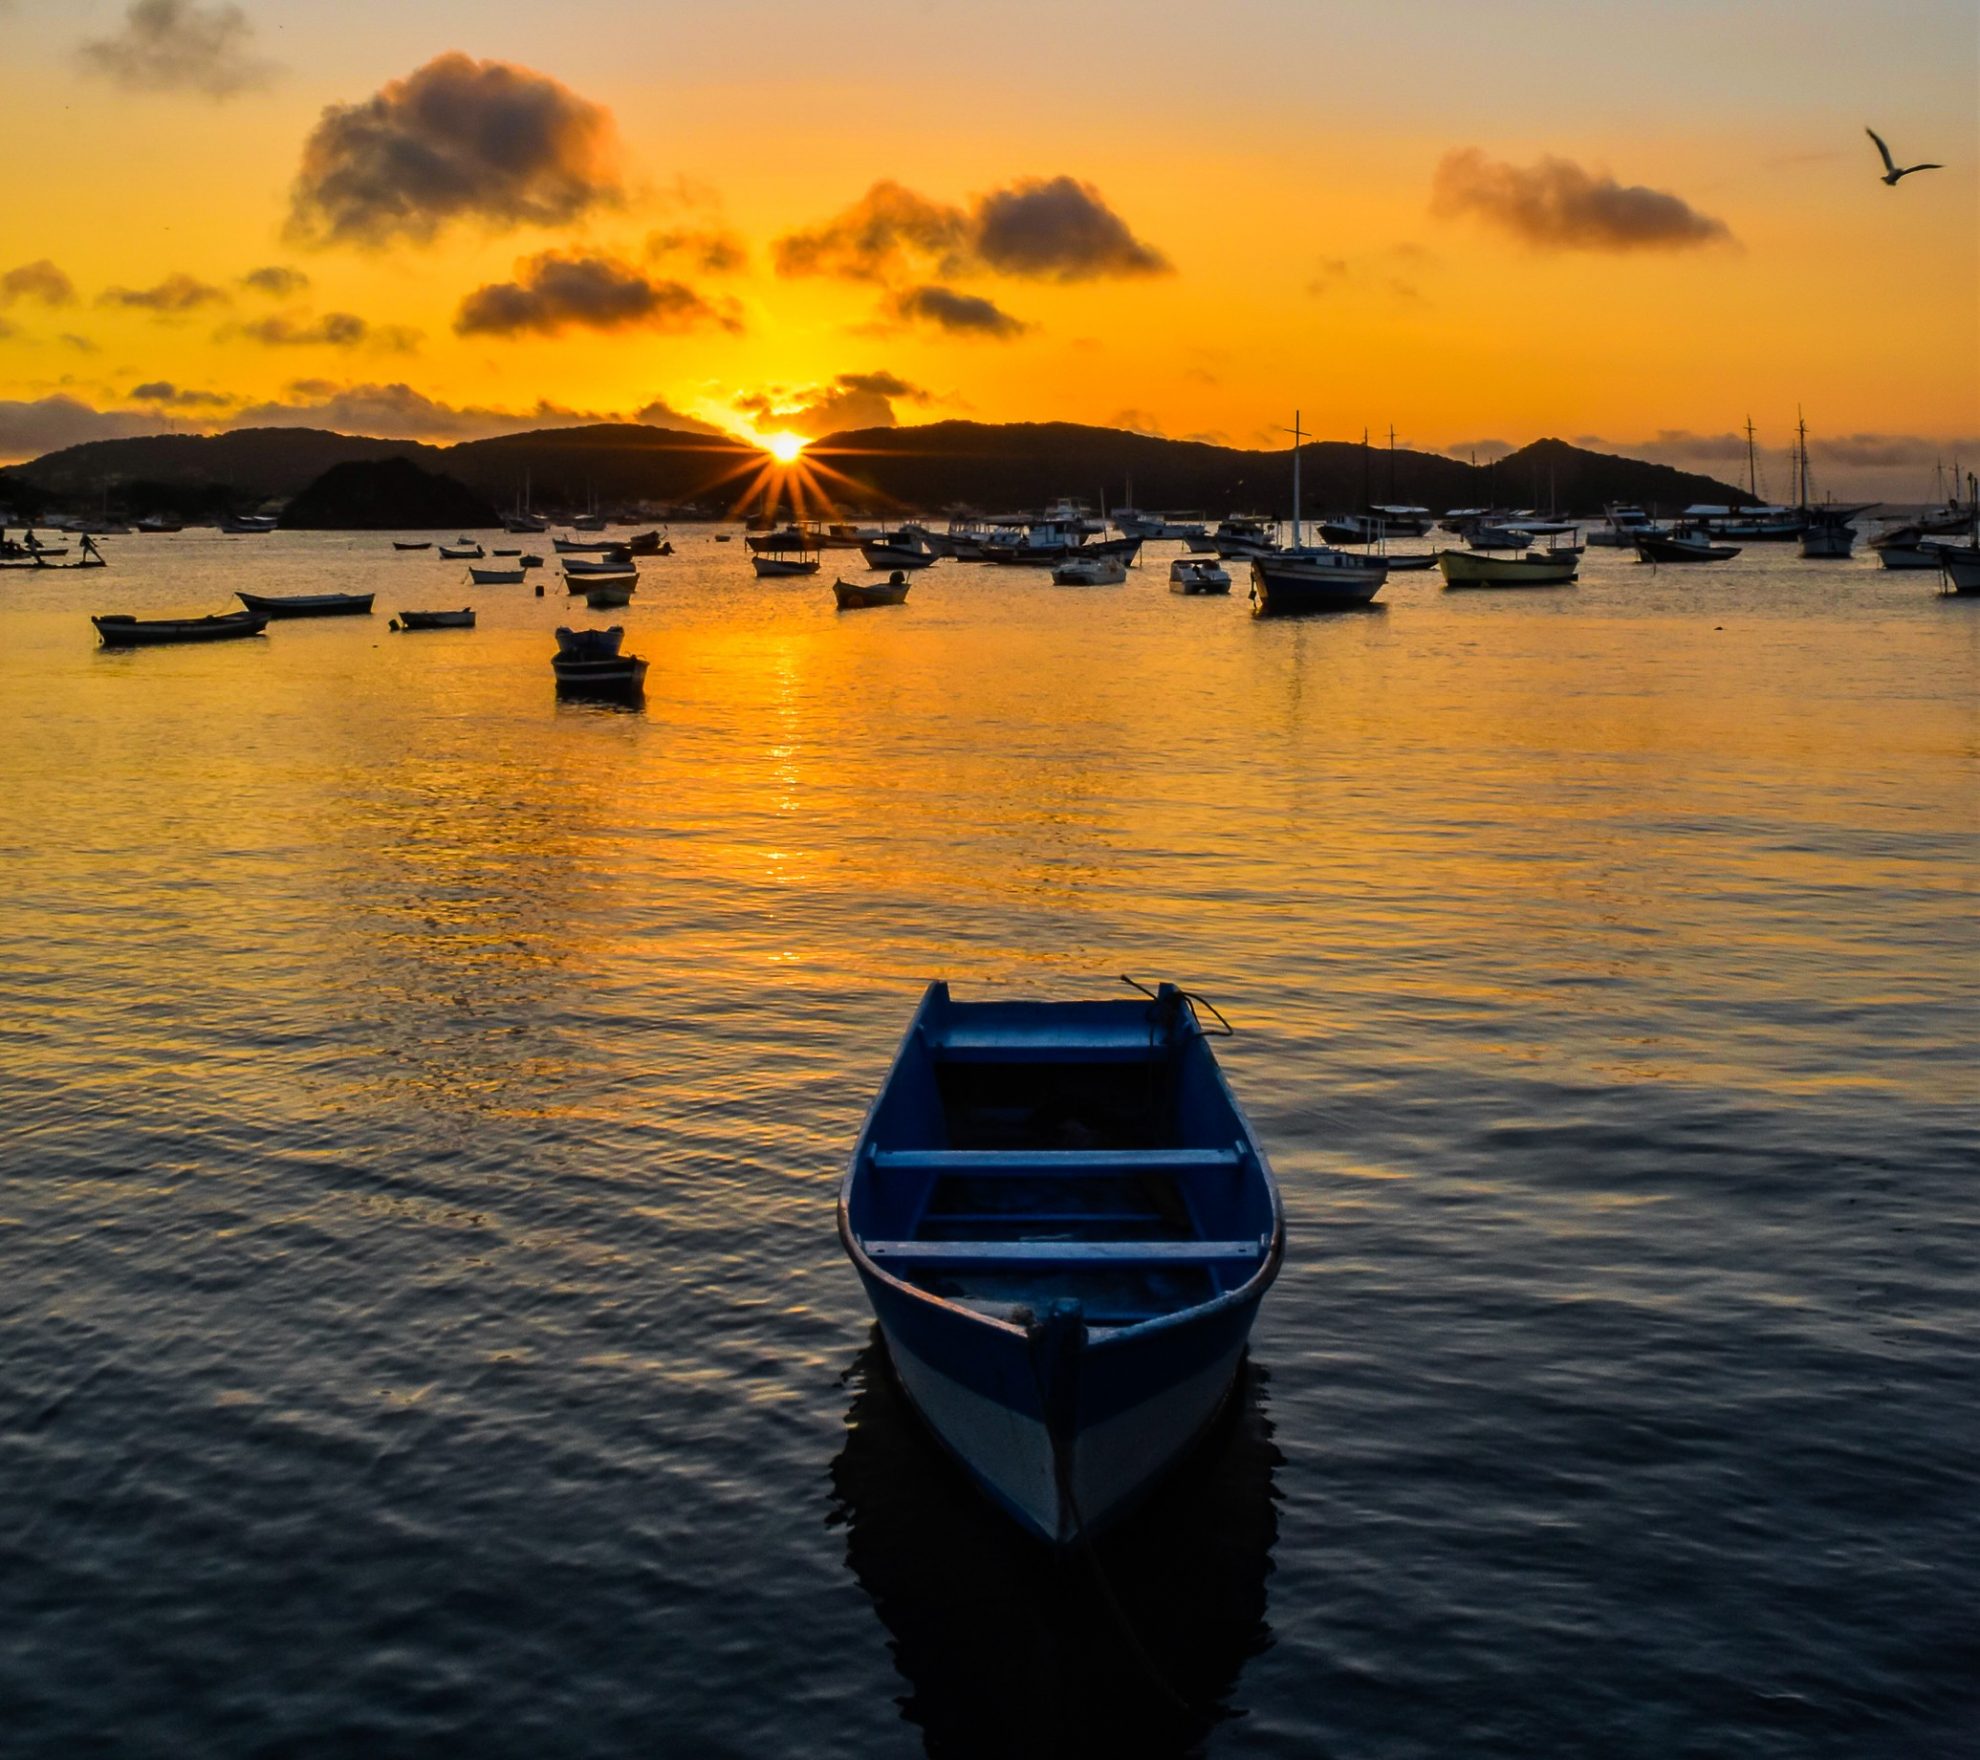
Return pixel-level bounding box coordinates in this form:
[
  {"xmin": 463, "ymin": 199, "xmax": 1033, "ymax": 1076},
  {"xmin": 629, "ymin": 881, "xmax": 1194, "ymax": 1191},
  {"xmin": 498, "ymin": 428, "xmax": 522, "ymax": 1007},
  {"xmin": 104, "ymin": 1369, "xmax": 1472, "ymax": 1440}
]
[{"xmin": 830, "ymin": 1333, "xmax": 1281, "ymax": 1757}]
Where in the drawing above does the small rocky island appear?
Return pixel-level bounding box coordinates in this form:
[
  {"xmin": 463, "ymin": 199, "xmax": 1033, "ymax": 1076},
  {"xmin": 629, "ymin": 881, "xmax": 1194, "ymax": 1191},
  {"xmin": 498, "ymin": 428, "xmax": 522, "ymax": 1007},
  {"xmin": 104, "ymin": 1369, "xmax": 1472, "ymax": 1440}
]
[{"xmin": 279, "ymin": 457, "xmax": 498, "ymax": 530}]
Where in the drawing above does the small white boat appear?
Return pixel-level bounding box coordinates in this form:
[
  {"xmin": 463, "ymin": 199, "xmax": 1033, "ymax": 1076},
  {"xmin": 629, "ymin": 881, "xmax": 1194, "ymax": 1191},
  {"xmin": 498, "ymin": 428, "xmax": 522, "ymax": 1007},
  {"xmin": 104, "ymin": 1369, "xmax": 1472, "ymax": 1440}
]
[
  {"xmin": 1937, "ymin": 545, "xmax": 1980, "ymax": 594},
  {"xmin": 858, "ymin": 530, "xmax": 940, "ymax": 571},
  {"xmin": 392, "ymin": 608, "xmax": 475, "ymax": 630},
  {"xmin": 1168, "ymin": 559, "xmax": 1231, "ymax": 594},
  {"xmin": 1871, "ymin": 526, "xmax": 1947, "ymax": 571},
  {"xmin": 468, "ymin": 565, "xmax": 526, "ymax": 585},
  {"xmin": 1053, "ymin": 553, "xmax": 1128, "ymax": 585}
]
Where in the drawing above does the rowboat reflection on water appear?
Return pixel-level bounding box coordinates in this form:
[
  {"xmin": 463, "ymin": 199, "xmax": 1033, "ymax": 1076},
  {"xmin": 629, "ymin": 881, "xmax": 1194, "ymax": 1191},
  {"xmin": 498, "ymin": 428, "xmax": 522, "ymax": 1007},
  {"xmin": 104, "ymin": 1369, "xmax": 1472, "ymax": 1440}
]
[
  {"xmin": 832, "ymin": 1337, "xmax": 1280, "ymax": 1753},
  {"xmin": 839, "ymin": 980, "xmax": 1283, "ymax": 1546}
]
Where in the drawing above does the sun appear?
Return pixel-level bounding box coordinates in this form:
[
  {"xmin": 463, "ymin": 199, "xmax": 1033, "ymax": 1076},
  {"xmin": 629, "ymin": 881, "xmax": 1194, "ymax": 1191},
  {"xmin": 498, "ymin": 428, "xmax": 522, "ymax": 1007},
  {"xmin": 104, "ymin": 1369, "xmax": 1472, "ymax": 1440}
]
[{"xmin": 764, "ymin": 431, "xmax": 807, "ymax": 464}]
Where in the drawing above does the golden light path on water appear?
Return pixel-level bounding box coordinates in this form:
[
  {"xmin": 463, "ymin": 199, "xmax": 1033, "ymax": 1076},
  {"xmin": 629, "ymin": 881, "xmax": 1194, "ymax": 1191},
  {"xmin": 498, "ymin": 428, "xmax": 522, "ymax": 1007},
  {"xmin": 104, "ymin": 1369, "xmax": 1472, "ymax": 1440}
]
[{"xmin": 0, "ymin": 529, "xmax": 1974, "ymax": 1755}]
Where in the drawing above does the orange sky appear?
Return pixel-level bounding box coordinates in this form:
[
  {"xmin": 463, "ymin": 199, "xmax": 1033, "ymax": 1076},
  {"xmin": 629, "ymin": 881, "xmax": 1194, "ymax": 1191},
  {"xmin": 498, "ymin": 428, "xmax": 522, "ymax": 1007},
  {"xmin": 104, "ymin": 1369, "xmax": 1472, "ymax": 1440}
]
[{"xmin": 0, "ymin": 2, "xmax": 1973, "ymax": 495}]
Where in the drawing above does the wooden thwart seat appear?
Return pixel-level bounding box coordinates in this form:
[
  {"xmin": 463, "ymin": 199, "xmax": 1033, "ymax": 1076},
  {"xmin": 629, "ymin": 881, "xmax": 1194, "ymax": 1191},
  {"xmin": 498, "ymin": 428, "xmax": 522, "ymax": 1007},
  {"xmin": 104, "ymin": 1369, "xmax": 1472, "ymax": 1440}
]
[
  {"xmin": 870, "ymin": 1146, "xmax": 1242, "ymax": 1176},
  {"xmin": 863, "ymin": 1238, "xmax": 1265, "ymax": 1267}
]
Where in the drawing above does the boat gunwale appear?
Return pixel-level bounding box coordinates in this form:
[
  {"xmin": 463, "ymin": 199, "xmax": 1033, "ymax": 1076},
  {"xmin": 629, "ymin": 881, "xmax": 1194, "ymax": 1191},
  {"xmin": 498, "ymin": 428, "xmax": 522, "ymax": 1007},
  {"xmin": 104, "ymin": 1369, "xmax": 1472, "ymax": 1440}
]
[{"xmin": 837, "ymin": 980, "xmax": 1285, "ymax": 1346}]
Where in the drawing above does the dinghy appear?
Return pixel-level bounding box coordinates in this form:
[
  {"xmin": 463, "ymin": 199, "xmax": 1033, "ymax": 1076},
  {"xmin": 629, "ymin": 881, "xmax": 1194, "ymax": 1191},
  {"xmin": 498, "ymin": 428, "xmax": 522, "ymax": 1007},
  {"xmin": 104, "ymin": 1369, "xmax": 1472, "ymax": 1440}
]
[
  {"xmin": 552, "ymin": 624, "xmax": 647, "ymax": 697},
  {"xmin": 469, "ymin": 565, "xmax": 527, "ymax": 585},
  {"xmin": 438, "ymin": 543, "xmax": 485, "ymax": 561},
  {"xmin": 1167, "ymin": 560, "xmax": 1231, "ymax": 595},
  {"xmin": 834, "ymin": 575, "xmax": 911, "ymax": 608},
  {"xmin": 235, "ymin": 591, "xmax": 373, "ymax": 618},
  {"xmin": 1436, "ymin": 549, "xmax": 1577, "ymax": 587},
  {"xmin": 584, "ymin": 579, "xmax": 635, "ymax": 608},
  {"xmin": 392, "ymin": 540, "xmax": 432, "ymax": 552},
  {"xmin": 1634, "ymin": 531, "xmax": 1740, "ymax": 564},
  {"xmin": 93, "ymin": 610, "xmax": 268, "ymax": 647},
  {"xmin": 839, "ymin": 980, "xmax": 1283, "ymax": 1546},
  {"xmin": 392, "ymin": 608, "xmax": 475, "ymax": 630}
]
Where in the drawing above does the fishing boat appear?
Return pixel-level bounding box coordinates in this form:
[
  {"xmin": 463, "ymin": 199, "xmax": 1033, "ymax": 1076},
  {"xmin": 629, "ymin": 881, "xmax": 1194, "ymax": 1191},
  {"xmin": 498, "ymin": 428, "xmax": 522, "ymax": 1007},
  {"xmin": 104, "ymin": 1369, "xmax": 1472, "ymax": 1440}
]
[
  {"xmin": 751, "ymin": 535, "xmax": 821, "ymax": 578},
  {"xmin": 438, "ymin": 542, "xmax": 485, "ymax": 561},
  {"xmin": 1168, "ymin": 560, "xmax": 1231, "ymax": 594},
  {"xmin": 838, "ymin": 978, "xmax": 1283, "ymax": 1546},
  {"xmin": 1634, "ymin": 531, "xmax": 1741, "ymax": 564},
  {"xmin": 1586, "ymin": 504, "xmax": 1671, "ymax": 547},
  {"xmin": 1869, "ymin": 525, "xmax": 1948, "ymax": 571},
  {"xmin": 1437, "ymin": 547, "xmax": 1578, "ymax": 587},
  {"xmin": 468, "ymin": 565, "xmax": 527, "ymax": 585},
  {"xmin": 552, "ymin": 625, "xmax": 647, "ymax": 697},
  {"xmin": 1799, "ymin": 508, "xmax": 1865, "ymax": 560},
  {"xmin": 585, "ymin": 579, "xmax": 636, "ymax": 609},
  {"xmin": 1205, "ymin": 516, "xmax": 1279, "ymax": 560},
  {"xmin": 1052, "ymin": 553, "xmax": 1128, "ymax": 585},
  {"xmin": 859, "ymin": 529, "xmax": 940, "ymax": 571},
  {"xmin": 1249, "ymin": 413, "xmax": 1388, "ymax": 614},
  {"xmin": 393, "ymin": 540, "xmax": 433, "ymax": 552},
  {"xmin": 92, "ymin": 610, "xmax": 268, "ymax": 647},
  {"xmin": 235, "ymin": 590, "xmax": 374, "ymax": 618},
  {"xmin": 1937, "ymin": 546, "xmax": 1980, "ymax": 595},
  {"xmin": 392, "ymin": 609, "xmax": 475, "ymax": 630},
  {"xmin": 834, "ymin": 575, "xmax": 912, "ymax": 609}
]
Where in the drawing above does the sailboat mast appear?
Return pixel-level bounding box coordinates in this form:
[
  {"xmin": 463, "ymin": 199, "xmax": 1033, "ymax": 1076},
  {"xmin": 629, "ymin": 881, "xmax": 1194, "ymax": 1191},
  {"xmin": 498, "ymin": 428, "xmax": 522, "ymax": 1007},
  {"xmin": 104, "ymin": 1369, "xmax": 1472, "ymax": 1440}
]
[
  {"xmin": 1291, "ymin": 410, "xmax": 1304, "ymax": 550},
  {"xmin": 1744, "ymin": 416, "xmax": 1758, "ymax": 503}
]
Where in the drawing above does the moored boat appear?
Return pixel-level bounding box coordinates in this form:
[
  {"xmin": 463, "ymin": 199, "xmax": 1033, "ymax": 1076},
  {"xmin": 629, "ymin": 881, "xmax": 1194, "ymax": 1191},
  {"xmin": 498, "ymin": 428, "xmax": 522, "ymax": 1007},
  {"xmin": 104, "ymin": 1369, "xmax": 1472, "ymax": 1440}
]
[
  {"xmin": 468, "ymin": 565, "xmax": 526, "ymax": 585},
  {"xmin": 1052, "ymin": 553, "xmax": 1128, "ymax": 585},
  {"xmin": 558, "ymin": 552, "xmax": 635, "ymax": 575},
  {"xmin": 834, "ymin": 575, "xmax": 912, "ymax": 608},
  {"xmin": 752, "ymin": 547, "xmax": 821, "ymax": 577},
  {"xmin": 585, "ymin": 579, "xmax": 636, "ymax": 608},
  {"xmin": 235, "ymin": 590, "xmax": 374, "ymax": 618},
  {"xmin": 92, "ymin": 610, "xmax": 268, "ymax": 646},
  {"xmin": 838, "ymin": 979, "xmax": 1283, "ymax": 1546},
  {"xmin": 859, "ymin": 530, "xmax": 940, "ymax": 571},
  {"xmin": 392, "ymin": 608, "xmax": 475, "ymax": 630},
  {"xmin": 1168, "ymin": 559, "xmax": 1231, "ymax": 594},
  {"xmin": 1248, "ymin": 413, "xmax": 1387, "ymax": 613},
  {"xmin": 552, "ymin": 625, "xmax": 647, "ymax": 697},
  {"xmin": 1634, "ymin": 531, "xmax": 1741, "ymax": 564},
  {"xmin": 1937, "ymin": 545, "xmax": 1980, "ymax": 594},
  {"xmin": 1437, "ymin": 548, "xmax": 1578, "ymax": 587},
  {"xmin": 438, "ymin": 543, "xmax": 485, "ymax": 561},
  {"xmin": 393, "ymin": 540, "xmax": 433, "ymax": 551}
]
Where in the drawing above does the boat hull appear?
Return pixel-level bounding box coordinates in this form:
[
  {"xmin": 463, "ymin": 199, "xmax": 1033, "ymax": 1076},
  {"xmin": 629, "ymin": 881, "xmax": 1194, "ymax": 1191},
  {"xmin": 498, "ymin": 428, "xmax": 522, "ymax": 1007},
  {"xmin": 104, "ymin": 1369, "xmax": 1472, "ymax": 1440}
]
[
  {"xmin": 1634, "ymin": 535, "xmax": 1740, "ymax": 564},
  {"xmin": 1436, "ymin": 551, "xmax": 1577, "ymax": 587},
  {"xmin": 552, "ymin": 655, "xmax": 647, "ymax": 696},
  {"xmin": 93, "ymin": 611, "xmax": 268, "ymax": 647},
  {"xmin": 1938, "ymin": 548, "xmax": 1980, "ymax": 594},
  {"xmin": 752, "ymin": 556, "xmax": 820, "ymax": 577},
  {"xmin": 394, "ymin": 610, "xmax": 475, "ymax": 630},
  {"xmin": 858, "ymin": 542, "xmax": 937, "ymax": 571},
  {"xmin": 834, "ymin": 580, "xmax": 910, "ymax": 608},
  {"xmin": 1249, "ymin": 555, "xmax": 1386, "ymax": 613},
  {"xmin": 854, "ymin": 1264, "xmax": 1267, "ymax": 1545},
  {"xmin": 235, "ymin": 592, "xmax": 374, "ymax": 617}
]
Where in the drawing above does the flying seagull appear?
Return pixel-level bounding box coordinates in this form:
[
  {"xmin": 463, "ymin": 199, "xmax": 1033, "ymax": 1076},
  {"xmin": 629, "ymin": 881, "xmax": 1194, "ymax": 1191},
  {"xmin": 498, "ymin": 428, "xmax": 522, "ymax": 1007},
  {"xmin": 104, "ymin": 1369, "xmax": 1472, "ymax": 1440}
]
[{"xmin": 1866, "ymin": 127, "xmax": 1941, "ymax": 185}]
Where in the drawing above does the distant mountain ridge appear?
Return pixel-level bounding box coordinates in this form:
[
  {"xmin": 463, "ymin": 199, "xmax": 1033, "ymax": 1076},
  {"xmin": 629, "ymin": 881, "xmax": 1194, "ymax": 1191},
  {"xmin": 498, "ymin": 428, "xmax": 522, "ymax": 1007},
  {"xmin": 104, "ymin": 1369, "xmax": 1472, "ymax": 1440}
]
[{"xmin": 4, "ymin": 419, "xmax": 1749, "ymax": 518}]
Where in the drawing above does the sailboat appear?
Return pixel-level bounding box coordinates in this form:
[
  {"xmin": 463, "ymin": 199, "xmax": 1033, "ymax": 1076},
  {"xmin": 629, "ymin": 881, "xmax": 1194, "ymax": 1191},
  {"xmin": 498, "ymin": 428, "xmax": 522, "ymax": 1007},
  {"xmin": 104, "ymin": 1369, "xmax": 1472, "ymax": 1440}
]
[
  {"xmin": 504, "ymin": 471, "xmax": 548, "ymax": 534},
  {"xmin": 1791, "ymin": 412, "xmax": 1870, "ymax": 560},
  {"xmin": 1249, "ymin": 413, "xmax": 1388, "ymax": 614}
]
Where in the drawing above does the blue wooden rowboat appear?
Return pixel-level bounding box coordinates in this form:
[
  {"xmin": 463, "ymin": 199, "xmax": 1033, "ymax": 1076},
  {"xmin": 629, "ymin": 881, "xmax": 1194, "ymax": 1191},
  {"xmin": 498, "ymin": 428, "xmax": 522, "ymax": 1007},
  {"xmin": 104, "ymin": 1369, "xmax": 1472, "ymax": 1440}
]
[{"xmin": 839, "ymin": 980, "xmax": 1283, "ymax": 1546}]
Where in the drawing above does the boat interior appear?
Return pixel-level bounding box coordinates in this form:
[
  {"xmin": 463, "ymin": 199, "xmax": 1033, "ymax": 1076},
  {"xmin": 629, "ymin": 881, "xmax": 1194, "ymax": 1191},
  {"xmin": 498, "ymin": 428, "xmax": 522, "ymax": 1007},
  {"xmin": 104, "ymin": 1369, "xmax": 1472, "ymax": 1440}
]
[{"xmin": 849, "ymin": 986, "xmax": 1276, "ymax": 1328}]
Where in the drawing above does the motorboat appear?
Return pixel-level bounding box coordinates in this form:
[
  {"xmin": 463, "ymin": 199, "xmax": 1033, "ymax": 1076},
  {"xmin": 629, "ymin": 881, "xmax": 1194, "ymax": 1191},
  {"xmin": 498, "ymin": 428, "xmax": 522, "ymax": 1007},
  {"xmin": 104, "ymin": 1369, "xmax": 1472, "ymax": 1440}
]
[
  {"xmin": 1937, "ymin": 545, "xmax": 1980, "ymax": 594},
  {"xmin": 1870, "ymin": 525, "xmax": 1948, "ymax": 570},
  {"xmin": 1799, "ymin": 508, "xmax": 1865, "ymax": 559},
  {"xmin": 834, "ymin": 575, "xmax": 912, "ymax": 608},
  {"xmin": 1168, "ymin": 559, "xmax": 1231, "ymax": 594},
  {"xmin": 1634, "ymin": 531, "xmax": 1741, "ymax": 564},
  {"xmin": 1463, "ymin": 523, "xmax": 1537, "ymax": 552},
  {"xmin": 1586, "ymin": 505, "xmax": 1672, "ymax": 547},
  {"xmin": 235, "ymin": 590, "xmax": 374, "ymax": 617},
  {"xmin": 838, "ymin": 979, "xmax": 1283, "ymax": 1546},
  {"xmin": 392, "ymin": 609, "xmax": 475, "ymax": 630},
  {"xmin": 1206, "ymin": 516, "xmax": 1279, "ymax": 560},
  {"xmin": 93, "ymin": 610, "xmax": 268, "ymax": 646},
  {"xmin": 468, "ymin": 565, "xmax": 526, "ymax": 585},
  {"xmin": 859, "ymin": 530, "xmax": 940, "ymax": 571},
  {"xmin": 552, "ymin": 625, "xmax": 647, "ymax": 697},
  {"xmin": 1053, "ymin": 554, "xmax": 1128, "ymax": 585}
]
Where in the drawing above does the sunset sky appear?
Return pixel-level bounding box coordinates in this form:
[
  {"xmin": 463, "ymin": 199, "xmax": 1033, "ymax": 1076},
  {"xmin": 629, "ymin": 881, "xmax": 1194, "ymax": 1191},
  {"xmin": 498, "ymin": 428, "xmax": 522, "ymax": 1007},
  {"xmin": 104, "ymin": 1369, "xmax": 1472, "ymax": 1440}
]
[{"xmin": 0, "ymin": 0, "xmax": 1973, "ymax": 495}]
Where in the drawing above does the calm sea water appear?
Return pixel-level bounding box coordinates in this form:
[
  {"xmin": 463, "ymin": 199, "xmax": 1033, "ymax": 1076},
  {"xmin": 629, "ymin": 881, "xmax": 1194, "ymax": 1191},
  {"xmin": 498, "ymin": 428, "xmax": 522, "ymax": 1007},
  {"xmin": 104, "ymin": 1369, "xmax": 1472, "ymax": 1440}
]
[{"xmin": 1, "ymin": 529, "xmax": 1974, "ymax": 1757}]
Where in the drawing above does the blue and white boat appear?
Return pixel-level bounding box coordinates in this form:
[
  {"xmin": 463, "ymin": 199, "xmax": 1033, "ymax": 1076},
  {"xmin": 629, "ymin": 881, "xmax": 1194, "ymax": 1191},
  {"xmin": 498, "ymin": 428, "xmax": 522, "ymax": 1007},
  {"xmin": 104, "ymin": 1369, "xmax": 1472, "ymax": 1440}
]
[{"xmin": 838, "ymin": 980, "xmax": 1284, "ymax": 1546}]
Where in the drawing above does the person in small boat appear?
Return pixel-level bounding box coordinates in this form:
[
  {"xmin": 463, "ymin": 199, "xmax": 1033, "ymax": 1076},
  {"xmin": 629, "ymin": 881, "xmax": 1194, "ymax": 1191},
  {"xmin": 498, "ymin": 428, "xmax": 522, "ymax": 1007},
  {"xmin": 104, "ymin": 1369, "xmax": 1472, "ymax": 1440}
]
[{"xmin": 889, "ymin": 570, "xmax": 906, "ymax": 586}]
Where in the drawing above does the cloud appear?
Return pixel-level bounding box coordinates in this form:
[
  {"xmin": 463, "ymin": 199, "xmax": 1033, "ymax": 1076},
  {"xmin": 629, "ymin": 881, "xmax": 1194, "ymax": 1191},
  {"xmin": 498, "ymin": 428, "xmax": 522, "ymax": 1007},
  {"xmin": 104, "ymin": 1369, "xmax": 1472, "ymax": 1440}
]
[
  {"xmin": 1445, "ymin": 437, "xmax": 1515, "ymax": 463},
  {"xmin": 1431, "ymin": 149, "xmax": 1732, "ymax": 252},
  {"xmin": 734, "ymin": 371, "xmax": 932, "ymax": 439},
  {"xmin": 1, "ymin": 260, "xmax": 78, "ymax": 307},
  {"xmin": 645, "ymin": 228, "xmax": 748, "ymax": 275},
  {"xmin": 286, "ymin": 54, "xmax": 623, "ymax": 248},
  {"xmin": 0, "ymin": 393, "xmax": 201, "ymax": 463},
  {"xmin": 1306, "ymin": 246, "xmax": 1432, "ymax": 304},
  {"xmin": 630, "ymin": 397, "xmax": 727, "ymax": 436},
  {"xmin": 76, "ymin": 0, "xmax": 275, "ymax": 100},
  {"xmin": 239, "ymin": 265, "xmax": 310, "ymax": 298},
  {"xmin": 58, "ymin": 333, "xmax": 100, "ymax": 353},
  {"xmin": 130, "ymin": 380, "xmax": 233, "ymax": 408},
  {"xmin": 1110, "ymin": 408, "xmax": 1167, "ymax": 437},
  {"xmin": 886, "ymin": 284, "xmax": 1029, "ymax": 338},
  {"xmin": 223, "ymin": 310, "xmax": 421, "ymax": 350},
  {"xmin": 227, "ymin": 380, "xmax": 625, "ymax": 441},
  {"xmin": 973, "ymin": 176, "xmax": 1170, "ymax": 280},
  {"xmin": 774, "ymin": 174, "xmax": 1169, "ymax": 284},
  {"xmin": 97, "ymin": 273, "xmax": 231, "ymax": 314},
  {"xmin": 453, "ymin": 251, "xmax": 742, "ymax": 338}
]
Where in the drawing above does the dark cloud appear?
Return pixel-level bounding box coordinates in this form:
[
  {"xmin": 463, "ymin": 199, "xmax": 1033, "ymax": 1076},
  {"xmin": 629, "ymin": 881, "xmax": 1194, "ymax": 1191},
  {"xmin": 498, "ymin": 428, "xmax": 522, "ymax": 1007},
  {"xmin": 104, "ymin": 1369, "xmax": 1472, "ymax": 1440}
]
[
  {"xmin": 774, "ymin": 175, "xmax": 1169, "ymax": 284},
  {"xmin": 130, "ymin": 380, "xmax": 232, "ymax": 408},
  {"xmin": 734, "ymin": 371, "xmax": 931, "ymax": 439},
  {"xmin": 1, "ymin": 259, "xmax": 78, "ymax": 307},
  {"xmin": 1431, "ymin": 149, "xmax": 1732, "ymax": 252},
  {"xmin": 973, "ymin": 176, "xmax": 1170, "ymax": 280},
  {"xmin": 1445, "ymin": 437, "xmax": 1515, "ymax": 463},
  {"xmin": 887, "ymin": 284, "xmax": 1029, "ymax": 338},
  {"xmin": 630, "ymin": 397, "xmax": 727, "ymax": 436},
  {"xmin": 645, "ymin": 228, "xmax": 748, "ymax": 275},
  {"xmin": 454, "ymin": 251, "xmax": 742, "ymax": 338},
  {"xmin": 1110, "ymin": 408, "xmax": 1167, "ymax": 437},
  {"xmin": 286, "ymin": 54, "xmax": 623, "ymax": 248},
  {"xmin": 97, "ymin": 272, "xmax": 231, "ymax": 313},
  {"xmin": 227, "ymin": 380, "xmax": 636, "ymax": 441},
  {"xmin": 772, "ymin": 180, "xmax": 970, "ymax": 282},
  {"xmin": 0, "ymin": 393, "xmax": 201, "ymax": 463},
  {"xmin": 240, "ymin": 265, "xmax": 310, "ymax": 298},
  {"xmin": 223, "ymin": 311, "xmax": 420, "ymax": 350},
  {"xmin": 76, "ymin": 0, "xmax": 275, "ymax": 100}
]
